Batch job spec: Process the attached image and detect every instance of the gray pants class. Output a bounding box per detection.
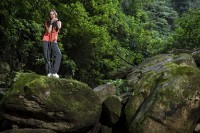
[43,41,62,74]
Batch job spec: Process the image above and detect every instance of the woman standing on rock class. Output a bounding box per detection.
[42,9,62,78]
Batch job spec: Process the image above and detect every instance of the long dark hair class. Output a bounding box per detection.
[46,9,59,31]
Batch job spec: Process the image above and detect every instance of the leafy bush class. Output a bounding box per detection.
[106,79,131,96]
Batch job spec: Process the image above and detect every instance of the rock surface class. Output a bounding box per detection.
[0,73,102,132]
[0,128,56,133]
[0,62,12,100]
[125,54,200,133]
[94,84,116,103]
[100,95,122,126]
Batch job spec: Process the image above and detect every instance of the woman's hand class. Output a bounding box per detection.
[51,18,58,24]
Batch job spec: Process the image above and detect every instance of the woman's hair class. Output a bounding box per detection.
[49,9,58,18]
[46,9,59,30]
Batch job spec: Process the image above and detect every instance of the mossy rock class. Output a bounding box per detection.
[126,64,200,133]
[0,62,10,74]
[100,95,122,126]
[0,128,56,133]
[100,125,112,133]
[0,62,12,89]
[125,54,200,133]
[0,73,102,132]
[192,53,200,67]
[127,54,196,86]
[94,84,116,103]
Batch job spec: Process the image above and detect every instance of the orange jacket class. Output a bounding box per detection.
[42,21,59,42]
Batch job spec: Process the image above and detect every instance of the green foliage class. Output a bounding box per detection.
[106,79,130,96]
[120,0,178,56]
[0,0,199,87]
[53,1,141,86]
[0,0,53,72]
[167,8,200,50]
[144,0,178,35]
[171,0,200,15]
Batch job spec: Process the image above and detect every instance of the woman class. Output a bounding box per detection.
[42,9,62,78]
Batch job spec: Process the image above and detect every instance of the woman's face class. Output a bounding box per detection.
[49,11,56,19]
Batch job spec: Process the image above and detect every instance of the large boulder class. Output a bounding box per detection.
[0,62,12,100]
[125,54,200,133]
[0,62,11,74]
[195,123,200,133]
[100,95,123,126]
[94,84,116,103]
[127,54,196,85]
[0,61,11,87]
[0,73,102,132]
[99,125,112,133]
[0,128,56,133]
[192,52,200,67]
[170,48,200,67]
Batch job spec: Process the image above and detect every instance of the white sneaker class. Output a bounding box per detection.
[52,73,59,78]
[47,73,52,77]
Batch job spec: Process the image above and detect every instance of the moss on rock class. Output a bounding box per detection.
[125,54,200,133]
[0,73,102,132]
[100,95,122,126]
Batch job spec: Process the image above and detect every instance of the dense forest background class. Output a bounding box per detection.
[0,0,200,87]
